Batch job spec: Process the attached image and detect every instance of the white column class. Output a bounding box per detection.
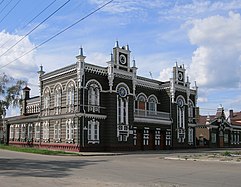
[125,97,129,125]
[117,96,119,124]
[120,99,124,123]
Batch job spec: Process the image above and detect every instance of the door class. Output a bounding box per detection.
[136,129,143,150]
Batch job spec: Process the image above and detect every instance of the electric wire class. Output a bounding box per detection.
[0,0,114,70]
[0,0,70,58]
[0,0,56,49]
[0,0,12,14]
[0,0,5,7]
[0,0,21,24]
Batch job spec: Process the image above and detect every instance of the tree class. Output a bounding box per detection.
[0,73,26,118]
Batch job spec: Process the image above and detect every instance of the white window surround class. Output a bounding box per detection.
[143,128,149,146]
[54,85,62,114]
[177,96,185,143]
[43,121,49,142]
[87,83,100,113]
[188,127,193,145]
[35,122,40,141]
[15,124,20,140]
[27,124,33,140]
[21,124,26,140]
[188,100,194,123]
[54,121,61,142]
[66,81,75,112]
[166,129,171,146]
[10,125,14,139]
[66,119,74,143]
[155,128,161,146]
[148,96,158,115]
[87,119,100,144]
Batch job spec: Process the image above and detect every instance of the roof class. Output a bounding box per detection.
[22,86,31,91]
[196,115,216,126]
[230,111,241,126]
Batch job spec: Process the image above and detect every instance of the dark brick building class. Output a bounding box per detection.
[5,42,198,151]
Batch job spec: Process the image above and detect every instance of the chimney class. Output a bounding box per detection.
[229,109,233,118]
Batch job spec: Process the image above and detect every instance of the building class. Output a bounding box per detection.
[196,107,241,148]
[5,42,198,151]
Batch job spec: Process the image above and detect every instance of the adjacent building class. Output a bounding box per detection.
[196,107,241,148]
[5,42,198,151]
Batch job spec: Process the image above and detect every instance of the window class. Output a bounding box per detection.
[143,128,149,146]
[66,119,74,143]
[148,96,157,115]
[15,125,20,140]
[188,127,193,145]
[138,95,146,109]
[166,129,171,146]
[43,121,49,142]
[35,123,40,141]
[177,97,185,143]
[88,82,100,113]
[43,88,50,115]
[133,128,137,146]
[10,125,14,139]
[117,84,130,142]
[54,85,62,114]
[27,124,33,140]
[88,119,100,144]
[21,124,26,140]
[54,121,61,142]
[224,133,229,143]
[211,133,216,143]
[66,81,75,112]
[188,100,194,123]
[155,128,161,146]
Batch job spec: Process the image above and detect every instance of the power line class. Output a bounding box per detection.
[0,0,5,6]
[0,0,57,49]
[0,0,12,14]
[0,0,21,24]
[0,0,114,70]
[0,0,70,58]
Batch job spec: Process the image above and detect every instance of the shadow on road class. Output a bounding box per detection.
[0,158,106,178]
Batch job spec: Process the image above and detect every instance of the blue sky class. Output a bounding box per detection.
[1,0,241,116]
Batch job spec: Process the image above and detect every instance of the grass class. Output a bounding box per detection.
[0,144,79,156]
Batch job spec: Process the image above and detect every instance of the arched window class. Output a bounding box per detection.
[87,81,100,113]
[43,87,50,115]
[148,95,158,115]
[54,84,62,114]
[136,93,147,117]
[188,100,194,123]
[116,84,130,142]
[176,96,185,143]
[66,81,75,112]
[137,94,146,110]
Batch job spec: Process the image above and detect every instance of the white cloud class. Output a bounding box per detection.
[160,0,241,20]
[158,67,172,82]
[189,12,241,89]
[0,31,37,79]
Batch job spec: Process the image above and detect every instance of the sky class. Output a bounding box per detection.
[0,0,241,116]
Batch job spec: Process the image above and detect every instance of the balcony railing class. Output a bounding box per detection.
[134,109,170,120]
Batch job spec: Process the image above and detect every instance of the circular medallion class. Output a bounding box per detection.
[178,72,183,81]
[177,98,184,107]
[119,54,127,65]
[118,87,127,97]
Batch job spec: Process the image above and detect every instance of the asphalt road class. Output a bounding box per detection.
[0,149,241,187]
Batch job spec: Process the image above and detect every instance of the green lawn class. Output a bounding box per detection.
[0,144,79,156]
